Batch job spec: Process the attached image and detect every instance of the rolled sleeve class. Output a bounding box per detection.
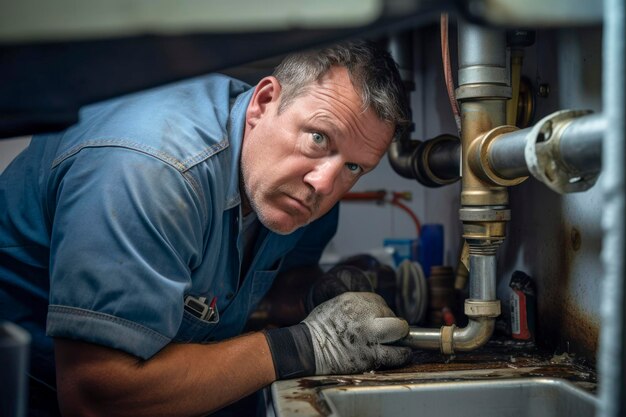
[47,146,205,359]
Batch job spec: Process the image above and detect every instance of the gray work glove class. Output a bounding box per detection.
[265,292,410,378]
[305,265,374,314]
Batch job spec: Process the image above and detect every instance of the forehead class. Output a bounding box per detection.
[291,67,394,161]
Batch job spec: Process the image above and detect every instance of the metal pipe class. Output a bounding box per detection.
[387,32,419,180]
[452,318,496,351]
[413,112,605,187]
[388,138,419,179]
[395,21,508,355]
[597,0,626,414]
[469,253,497,300]
[488,112,604,181]
[395,327,441,350]
[559,113,604,173]
[398,318,497,353]
[453,20,507,353]
[428,138,461,180]
[457,23,508,85]
[387,31,414,86]
[413,134,461,187]
[398,252,499,353]
[488,128,529,179]
[457,19,510,207]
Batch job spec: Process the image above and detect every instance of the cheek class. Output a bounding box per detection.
[318,186,351,211]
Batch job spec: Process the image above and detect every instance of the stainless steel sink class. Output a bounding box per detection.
[320,378,596,417]
[271,367,598,417]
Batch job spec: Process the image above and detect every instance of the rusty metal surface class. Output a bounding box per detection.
[271,344,597,416]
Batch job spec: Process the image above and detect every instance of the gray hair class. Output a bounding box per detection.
[272,40,410,139]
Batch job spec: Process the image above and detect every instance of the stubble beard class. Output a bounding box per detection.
[241,177,321,236]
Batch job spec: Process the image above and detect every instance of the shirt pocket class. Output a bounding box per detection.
[172,308,220,343]
[246,257,285,318]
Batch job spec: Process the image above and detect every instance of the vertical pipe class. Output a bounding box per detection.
[458,23,507,72]
[469,254,497,300]
[387,32,418,180]
[597,0,626,415]
[457,20,511,207]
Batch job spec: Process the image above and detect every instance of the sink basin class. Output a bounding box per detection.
[320,378,596,417]
[271,367,598,417]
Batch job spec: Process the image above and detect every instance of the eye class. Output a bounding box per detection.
[345,162,362,175]
[311,132,326,146]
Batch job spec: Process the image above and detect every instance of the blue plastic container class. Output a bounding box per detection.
[383,238,419,267]
[417,223,444,277]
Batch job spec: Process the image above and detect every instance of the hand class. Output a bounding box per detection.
[264,292,410,378]
[304,292,410,375]
[305,265,374,313]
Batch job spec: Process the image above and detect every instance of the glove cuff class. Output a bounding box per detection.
[264,323,316,379]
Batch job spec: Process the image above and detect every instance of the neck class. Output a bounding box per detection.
[239,182,253,217]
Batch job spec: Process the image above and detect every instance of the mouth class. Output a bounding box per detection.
[284,194,313,216]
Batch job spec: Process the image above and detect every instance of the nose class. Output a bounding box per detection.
[303,157,343,196]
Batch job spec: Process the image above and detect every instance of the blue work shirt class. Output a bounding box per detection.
[0,74,338,386]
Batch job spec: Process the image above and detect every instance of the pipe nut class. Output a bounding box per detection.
[440,325,456,355]
[469,125,529,186]
[456,84,512,101]
[464,300,501,318]
[459,207,510,222]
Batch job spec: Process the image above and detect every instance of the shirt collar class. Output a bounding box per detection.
[224,88,254,211]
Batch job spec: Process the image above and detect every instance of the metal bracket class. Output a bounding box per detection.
[525,109,597,194]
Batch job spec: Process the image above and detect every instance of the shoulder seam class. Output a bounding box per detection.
[51,138,228,172]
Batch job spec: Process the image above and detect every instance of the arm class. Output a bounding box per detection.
[55,333,275,417]
[56,293,411,417]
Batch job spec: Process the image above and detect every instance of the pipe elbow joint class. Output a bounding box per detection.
[388,138,420,179]
[441,317,496,354]
[440,299,500,354]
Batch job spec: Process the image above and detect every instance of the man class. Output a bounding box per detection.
[0,40,412,416]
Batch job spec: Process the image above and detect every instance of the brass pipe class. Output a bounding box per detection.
[398,249,501,354]
[397,21,513,355]
[506,49,524,126]
[455,21,510,352]
[460,100,509,207]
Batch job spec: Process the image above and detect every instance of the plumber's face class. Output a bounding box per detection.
[241,66,394,234]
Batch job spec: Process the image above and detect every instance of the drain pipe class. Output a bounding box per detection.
[444,19,510,354]
[398,20,509,354]
[387,32,420,179]
[387,32,462,187]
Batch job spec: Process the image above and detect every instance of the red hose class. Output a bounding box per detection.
[391,194,421,237]
[441,13,462,135]
[341,191,387,201]
[342,191,422,237]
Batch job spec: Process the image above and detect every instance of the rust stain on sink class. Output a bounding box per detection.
[273,343,597,416]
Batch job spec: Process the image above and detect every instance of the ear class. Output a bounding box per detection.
[246,76,281,128]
